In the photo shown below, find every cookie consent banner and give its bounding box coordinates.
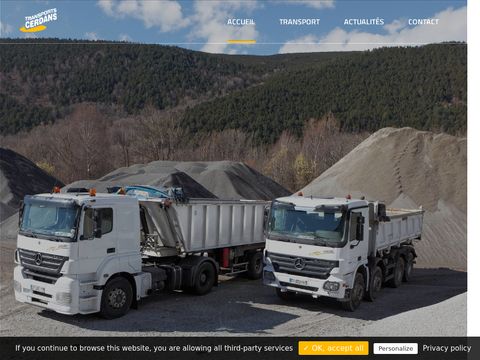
[1,337,478,360]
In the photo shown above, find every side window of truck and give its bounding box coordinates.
[82,208,113,239]
[98,208,113,234]
[349,211,365,241]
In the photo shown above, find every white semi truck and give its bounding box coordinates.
[263,195,423,311]
[13,189,267,318]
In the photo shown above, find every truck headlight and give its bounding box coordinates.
[14,249,19,264]
[14,280,21,293]
[323,281,340,291]
[56,292,72,305]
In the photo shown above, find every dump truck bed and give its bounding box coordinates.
[140,199,268,256]
[373,208,423,252]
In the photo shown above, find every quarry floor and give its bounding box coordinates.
[0,242,466,337]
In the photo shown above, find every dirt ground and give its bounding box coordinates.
[0,242,466,337]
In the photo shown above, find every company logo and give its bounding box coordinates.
[20,8,57,33]
[34,253,43,266]
[294,257,306,270]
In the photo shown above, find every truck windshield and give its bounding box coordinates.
[268,201,345,246]
[19,197,80,242]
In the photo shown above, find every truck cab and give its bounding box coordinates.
[14,192,142,316]
[263,195,422,311]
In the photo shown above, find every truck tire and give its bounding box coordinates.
[100,277,133,319]
[388,257,405,288]
[192,261,216,295]
[342,272,364,311]
[365,266,383,302]
[275,288,296,301]
[403,253,414,282]
[247,252,263,280]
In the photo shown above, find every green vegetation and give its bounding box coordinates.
[0,40,466,141]
[183,44,466,143]
[0,39,347,135]
[0,93,54,134]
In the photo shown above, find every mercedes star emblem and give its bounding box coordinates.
[34,253,43,266]
[294,257,306,270]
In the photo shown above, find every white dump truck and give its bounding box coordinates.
[263,195,423,311]
[13,189,267,318]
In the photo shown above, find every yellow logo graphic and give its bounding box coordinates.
[20,8,57,33]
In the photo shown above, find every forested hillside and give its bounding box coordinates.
[0,40,466,190]
[183,44,467,143]
[0,40,466,139]
[0,39,347,134]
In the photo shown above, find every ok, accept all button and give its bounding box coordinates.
[298,341,369,355]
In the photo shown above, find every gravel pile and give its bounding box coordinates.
[65,160,290,200]
[0,148,63,222]
[0,148,64,244]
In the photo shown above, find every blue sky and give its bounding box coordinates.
[0,0,467,55]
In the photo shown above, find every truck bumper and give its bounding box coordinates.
[263,265,348,300]
[13,266,100,315]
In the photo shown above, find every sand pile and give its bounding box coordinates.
[0,148,64,221]
[65,160,290,200]
[301,127,467,270]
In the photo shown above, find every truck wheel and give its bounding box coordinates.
[275,288,296,301]
[365,266,383,302]
[247,252,263,280]
[192,261,216,295]
[100,277,133,319]
[403,253,414,282]
[388,257,405,288]
[342,272,364,311]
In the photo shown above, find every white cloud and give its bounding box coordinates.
[98,0,260,53]
[97,0,188,32]
[85,31,99,41]
[98,0,115,16]
[119,33,132,41]
[0,21,13,36]
[280,6,466,53]
[190,0,259,53]
[283,0,334,9]
[384,19,407,34]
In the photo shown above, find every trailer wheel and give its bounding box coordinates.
[342,272,364,311]
[247,252,263,280]
[365,266,382,302]
[100,277,133,319]
[275,288,296,301]
[192,261,216,295]
[403,253,414,282]
[388,257,405,288]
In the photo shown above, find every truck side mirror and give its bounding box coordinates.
[18,200,24,227]
[94,228,102,238]
[356,216,365,241]
[350,213,365,242]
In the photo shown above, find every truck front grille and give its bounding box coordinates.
[269,252,338,280]
[18,248,68,282]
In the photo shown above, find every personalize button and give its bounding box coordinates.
[373,343,418,354]
[298,341,369,355]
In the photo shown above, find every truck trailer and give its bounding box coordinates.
[13,190,267,318]
[263,195,423,311]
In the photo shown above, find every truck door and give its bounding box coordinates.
[345,208,369,273]
[78,206,117,272]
